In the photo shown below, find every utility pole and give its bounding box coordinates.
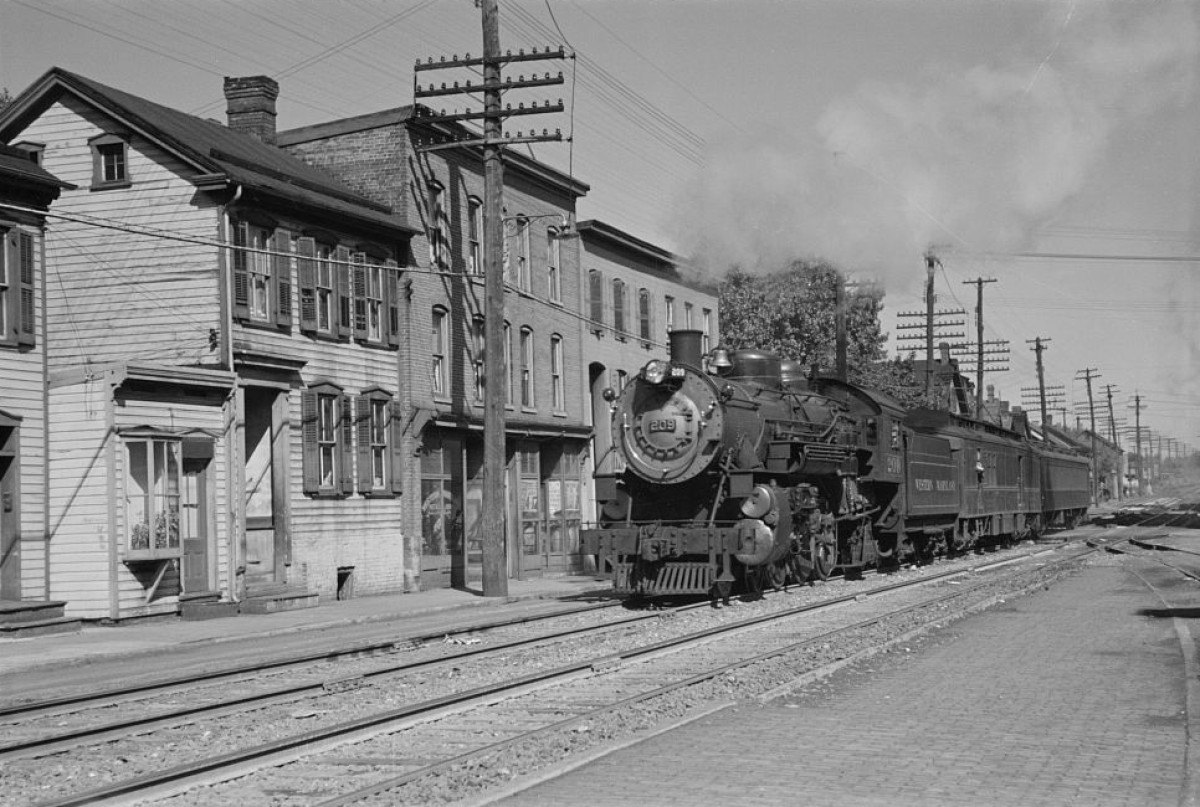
[1104,383,1120,499]
[1076,368,1100,503]
[896,251,964,401]
[414,2,566,597]
[961,277,997,415]
[1130,393,1147,494]
[1025,337,1051,426]
[835,274,847,382]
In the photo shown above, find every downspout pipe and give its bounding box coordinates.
[222,183,243,603]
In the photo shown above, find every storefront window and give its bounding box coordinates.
[125,438,182,557]
[420,442,452,556]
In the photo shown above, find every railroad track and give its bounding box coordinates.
[18,542,1090,807]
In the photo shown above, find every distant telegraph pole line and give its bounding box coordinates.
[1129,393,1147,491]
[1077,368,1100,503]
[958,276,1003,415]
[1025,337,1052,426]
[414,0,566,597]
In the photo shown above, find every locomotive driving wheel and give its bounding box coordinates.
[810,533,835,581]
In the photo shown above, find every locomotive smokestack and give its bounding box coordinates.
[669,329,704,367]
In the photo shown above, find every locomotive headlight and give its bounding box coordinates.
[642,359,671,385]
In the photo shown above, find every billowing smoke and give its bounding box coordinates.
[673,3,1198,294]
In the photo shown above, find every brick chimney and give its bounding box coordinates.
[223,76,279,145]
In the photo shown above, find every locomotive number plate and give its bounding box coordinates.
[647,418,677,433]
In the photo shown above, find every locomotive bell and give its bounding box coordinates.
[740,484,775,519]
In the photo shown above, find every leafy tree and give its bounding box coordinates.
[718,260,933,407]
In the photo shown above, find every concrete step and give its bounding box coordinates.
[0,599,69,624]
[240,589,320,615]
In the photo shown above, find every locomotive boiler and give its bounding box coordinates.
[582,330,876,600]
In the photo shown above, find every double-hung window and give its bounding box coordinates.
[0,227,35,348]
[516,216,530,291]
[702,308,713,353]
[248,226,272,321]
[550,334,564,412]
[547,227,561,303]
[365,260,384,343]
[664,295,675,334]
[520,326,534,409]
[473,316,485,403]
[355,388,402,496]
[302,383,351,496]
[504,321,514,405]
[428,182,449,271]
[684,301,694,330]
[316,244,334,332]
[89,132,130,189]
[432,306,449,398]
[468,197,482,275]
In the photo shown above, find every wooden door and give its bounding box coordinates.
[180,442,212,595]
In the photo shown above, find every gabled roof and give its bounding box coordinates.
[0,68,416,236]
[0,144,73,191]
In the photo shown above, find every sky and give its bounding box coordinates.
[2,0,1197,458]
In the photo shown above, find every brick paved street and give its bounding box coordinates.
[494,556,1193,806]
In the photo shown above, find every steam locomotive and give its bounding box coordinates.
[581,330,1091,600]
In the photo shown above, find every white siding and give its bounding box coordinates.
[232,240,407,598]
[0,225,47,599]
[16,98,223,371]
[46,380,112,618]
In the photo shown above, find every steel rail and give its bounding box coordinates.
[32,545,1083,807]
[0,603,669,759]
[0,599,619,719]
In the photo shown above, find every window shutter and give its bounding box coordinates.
[335,245,352,339]
[351,252,368,340]
[339,394,355,495]
[385,260,400,349]
[589,271,603,326]
[272,231,292,329]
[231,221,250,321]
[301,390,319,494]
[296,237,317,333]
[356,396,372,493]
[15,232,35,347]
[389,400,404,495]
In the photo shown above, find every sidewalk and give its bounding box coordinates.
[0,575,610,678]
[494,554,1198,806]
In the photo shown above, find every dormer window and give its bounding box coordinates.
[88,133,130,189]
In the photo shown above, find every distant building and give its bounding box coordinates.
[575,219,718,524]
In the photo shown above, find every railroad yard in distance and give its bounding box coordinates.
[2,480,1198,807]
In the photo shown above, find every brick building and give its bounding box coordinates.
[575,220,718,522]
[279,108,592,587]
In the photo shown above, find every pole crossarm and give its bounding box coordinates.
[414,46,569,72]
[416,72,566,98]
